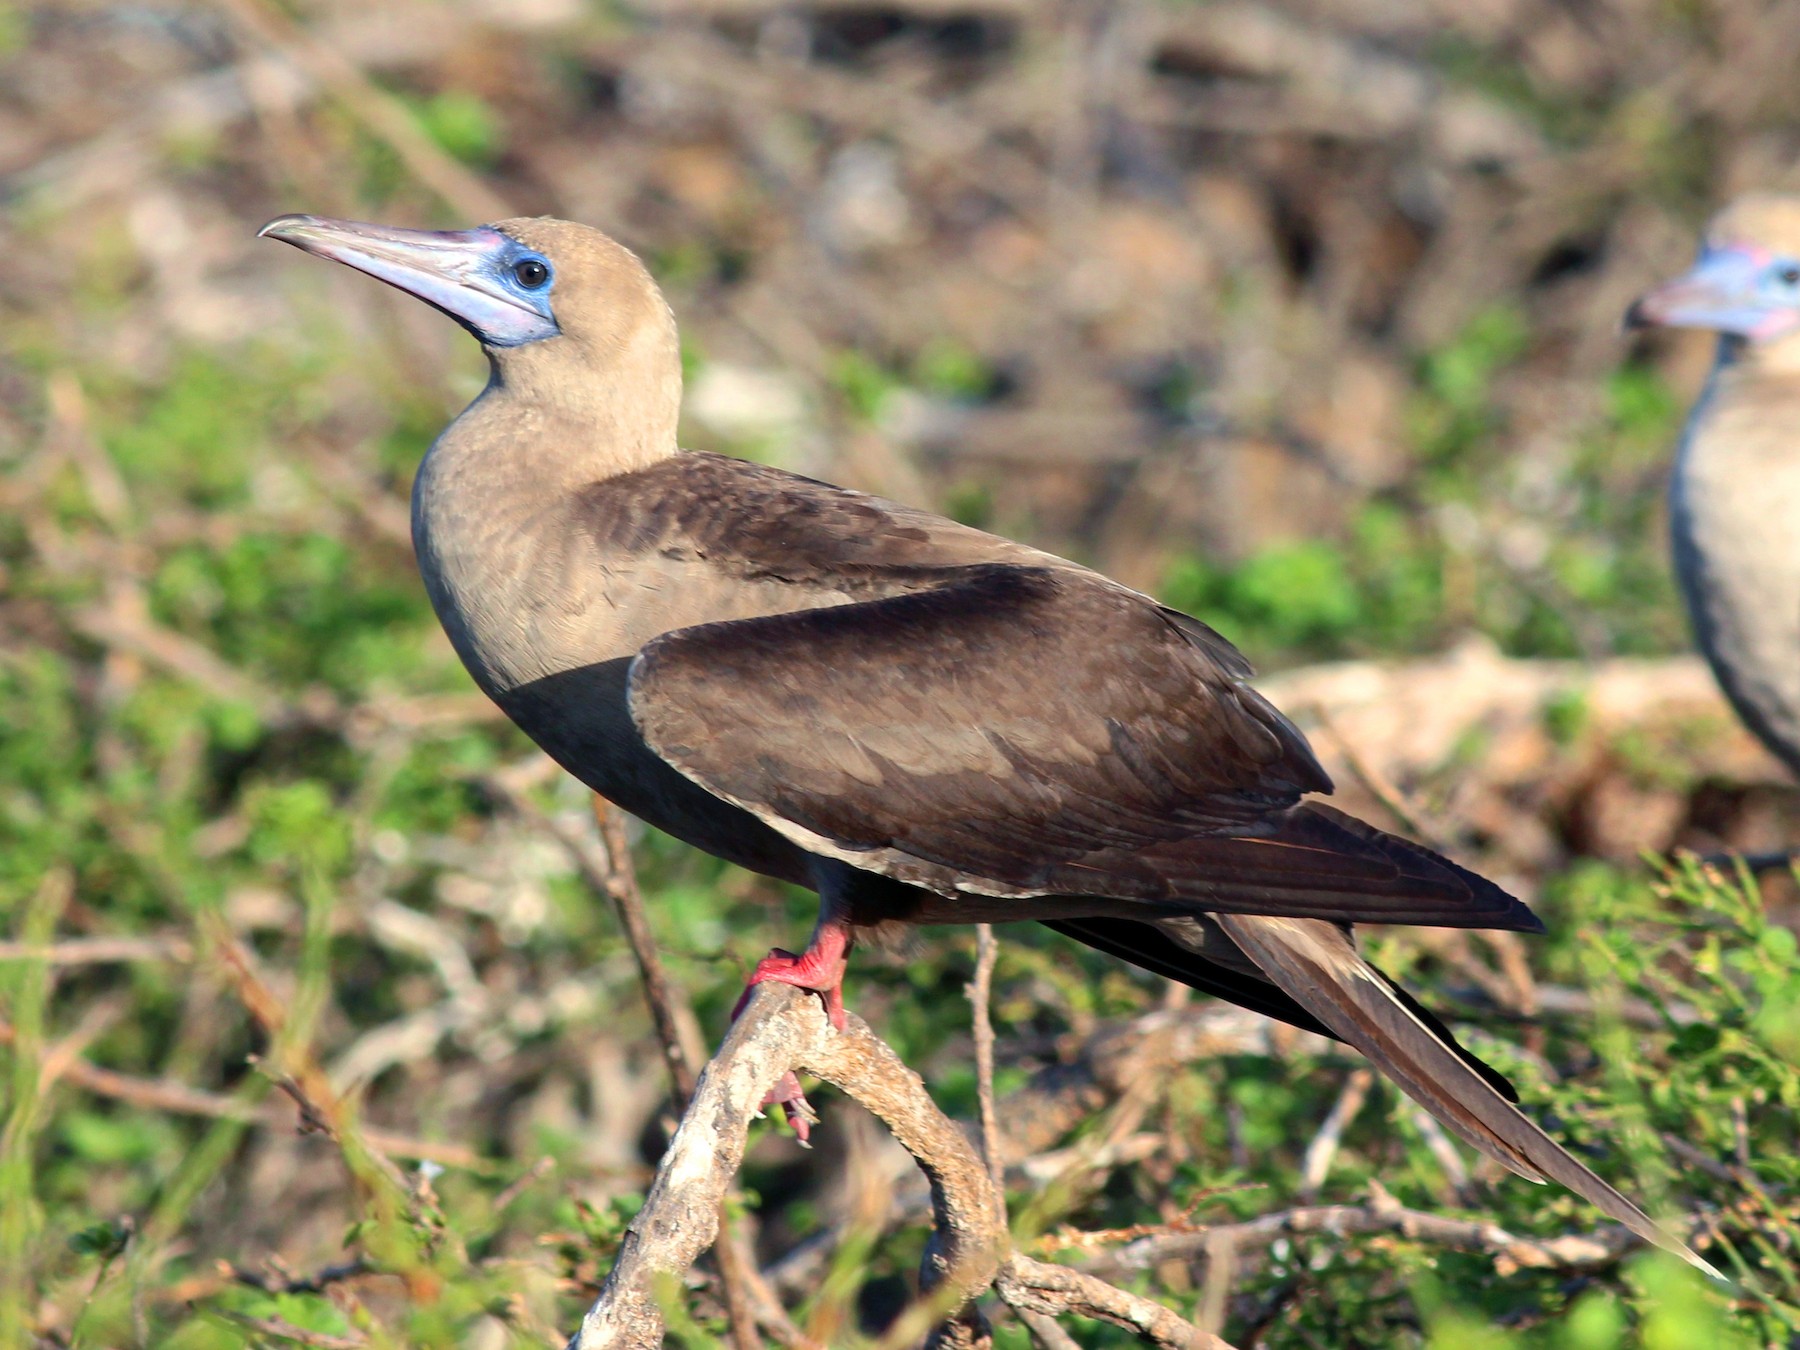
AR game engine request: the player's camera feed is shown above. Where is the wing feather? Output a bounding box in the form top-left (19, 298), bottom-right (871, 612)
top-left (630, 565), bottom-right (1535, 930)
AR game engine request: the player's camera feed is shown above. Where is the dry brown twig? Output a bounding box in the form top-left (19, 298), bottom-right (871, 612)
top-left (1094, 1178), bottom-right (1657, 1280)
top-left (1298, 1068), bottom-right (1374, 1201)
top-left (0, 1011), bottom-right (483, 1169)
top-left (211, 0), bottom-right (512, 222)
top-left (968, 923), bottom-right (1004, 1195)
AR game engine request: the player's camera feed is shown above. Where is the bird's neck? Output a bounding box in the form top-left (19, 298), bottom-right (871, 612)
top-left (1719, 330), bottom-right (1800, 380)
top-left (1675, 340), bottom-right (1800, 537)
top-left (448, 332), bottom-right (683, 490)
top-left (409, 342), bottom-right (683, 696)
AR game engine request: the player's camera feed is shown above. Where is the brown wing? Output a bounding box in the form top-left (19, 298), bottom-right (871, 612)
top-left (628, 563), bottom-right (1537, 930)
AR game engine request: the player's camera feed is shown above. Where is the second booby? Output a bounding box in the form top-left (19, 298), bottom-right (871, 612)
top-left (1628, 194), bottom-right (1800, 780)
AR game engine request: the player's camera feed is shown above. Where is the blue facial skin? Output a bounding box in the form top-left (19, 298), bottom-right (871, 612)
top-left (1630, 243), bottom-right (1800, 343)
top-left (468, 240), bottom-right (559, 347)
top-left (257, 216), bottom-right (562, 348)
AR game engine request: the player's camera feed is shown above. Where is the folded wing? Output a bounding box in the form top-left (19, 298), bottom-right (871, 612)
top-left (629, 564), bottom-right (1537, 931)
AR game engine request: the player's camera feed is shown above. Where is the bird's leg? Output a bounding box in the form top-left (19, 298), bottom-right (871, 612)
top-left (733, 904), bottom-right (855, 1145)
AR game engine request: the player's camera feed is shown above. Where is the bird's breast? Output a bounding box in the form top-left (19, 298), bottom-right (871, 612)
top-left (1669, 386), bottom-right (1800, 770)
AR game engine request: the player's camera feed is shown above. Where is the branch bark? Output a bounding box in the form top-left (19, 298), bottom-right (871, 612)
top-left (568, 983), bottom-right (1002, 1349)
top-left (1092, 1181), bottom-right (1651, 1278)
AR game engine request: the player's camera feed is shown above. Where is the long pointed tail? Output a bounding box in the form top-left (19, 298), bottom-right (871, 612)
top-left (1212, 912), bottom-right (1722, 1280)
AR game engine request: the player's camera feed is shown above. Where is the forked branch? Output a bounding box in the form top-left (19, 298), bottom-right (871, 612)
top-left (566, 982), bottom-right (1235, 1350)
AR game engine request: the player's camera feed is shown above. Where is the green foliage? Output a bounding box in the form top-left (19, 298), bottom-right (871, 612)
top-left (913, 338), bottom-right (997, 402)
top-left (1163, 538), bottom-right (1364, 652)
top-left (829, 348), bottom-right (901, 423)
top-left (407, 91), bottom-right (503, 168)
top-left (100, 351), bottom-right (304, 509)
top-left (1159, 318), bottom-right (1689, 669)
top-left (0, 5), bottom-right (25, 57)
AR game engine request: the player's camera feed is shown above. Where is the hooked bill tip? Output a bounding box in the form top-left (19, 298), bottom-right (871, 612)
top-left (257, 214), bottom-right (317, 242)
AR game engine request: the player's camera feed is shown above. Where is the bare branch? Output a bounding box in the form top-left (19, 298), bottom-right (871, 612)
top-left (488, 780), bottom-right (708, 1091)
top-left (589, 797), bottom-right (709, 1100)
top-left (212, 0), bottom-right (512, 221)
top-left (1097, 1182), bottom-right (1651, 1278)
top-left (1298, 1068), bottom-right (1373, 1200)
top-left (0, 1010), bottom-right (484, 1169)
top-left (0, 935), bottom-right (194, 965)
top-left (1014, 1308), bottom-right (1083, 1350)
top-left (969, 924), bottom-right (1005, 1195)
top-left (997, 1255), bottom-right (1229, 1350)
top-left (568, 985), bottom-right (798, 1348)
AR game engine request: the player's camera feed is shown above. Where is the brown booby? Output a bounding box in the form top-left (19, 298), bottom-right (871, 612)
top-left (260, 212), bottom-right (1719, 1276)
top-left (1627, 194), bottom-right (1800, 782)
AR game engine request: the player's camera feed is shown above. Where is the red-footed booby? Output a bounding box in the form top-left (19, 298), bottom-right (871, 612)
top-left (1627, 194), bottom-right (1800, 782)
top-left (260, 212), bottom-right (1719, 1277)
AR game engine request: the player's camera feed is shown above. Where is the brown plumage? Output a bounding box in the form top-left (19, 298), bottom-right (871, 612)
top-left (260, 211), bottom-right (1719, 1277)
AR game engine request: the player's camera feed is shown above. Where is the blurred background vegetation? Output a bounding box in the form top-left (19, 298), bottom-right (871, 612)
top-left (4, 0), bottom-right (1800, 1345)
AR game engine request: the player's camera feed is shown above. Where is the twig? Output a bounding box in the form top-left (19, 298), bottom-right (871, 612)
top-left (1096, 1182), bottom-right (1661, 1278)
top-left (225, 1259), bottom-right (370, 1296)
top-left (0, 936), bottom-right (194, 965)
top-left (570, 982), bottom-right (1231, 1350)
top-left (1035, 1188), bottom-right (1235, 1256)
top-left (0, 1013), bottom-right (483, 1169)
top-left (588, 792), bottom-right (795, 1345)
top-left (69, 591), bottom-right (500, 741)
top-left (566, 984), bottom-right (983, 1349)
top-left (969, 924), bottom-right (1005, 1196)
top-left (1298, 1069), bottom-right (1373, 1200)
top-left (762, 1005), bottom-right (1337, 1298)
top-left (996, 1254), bottom-right (1228, 1349)
top-left (1014, 1308), bottom-right (1083, 1350)
top-left (576, 986), bottom-right (1252, 1350)
top-left (491, 1157), bottom-right (556, 1215)
top-left (589, 797), bottom-right (708, 1100)
top-left (210, 925), bottom-right (434, 1262)
top-left (1405, 1105), bottom-right (1471, 1198)
top-left (487, 780), bottom-right (708, 1090)
top-left (1309, 703), bottom-right (1454, 855)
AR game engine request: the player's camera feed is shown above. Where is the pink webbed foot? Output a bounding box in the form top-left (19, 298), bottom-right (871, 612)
top-left (731, 927), bottom-right (852, 1033)
top-left (732, 923), bottom-right (853, 1141)
top-left (760, 1070), bottom-right (821, 1146)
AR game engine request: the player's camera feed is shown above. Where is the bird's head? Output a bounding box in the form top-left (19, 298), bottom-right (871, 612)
top-left (1625, 194), bottom-right (1800, 347)
top-left (258, 214), bottom-right (680, 440)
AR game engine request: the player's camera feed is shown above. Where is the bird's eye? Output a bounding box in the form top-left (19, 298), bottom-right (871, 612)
top-left (513, 257), bottom-right (550, 289)
top-left (1780, 266), bottom-right (1800, 287)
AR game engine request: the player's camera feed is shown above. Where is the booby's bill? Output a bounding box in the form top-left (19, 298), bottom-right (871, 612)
top-left (1626, 236), bottom-right (1800, 342)
top-left (259, 214), bottom-right (560, 346)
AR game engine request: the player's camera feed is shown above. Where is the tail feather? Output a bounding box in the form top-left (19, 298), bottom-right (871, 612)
top-left (1213, 912), bottom-right (1723, 1281)
top-left (1045, 915), bottom-right (1521, 1103)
